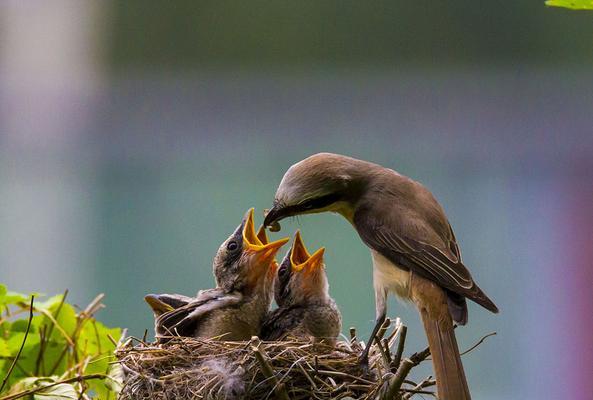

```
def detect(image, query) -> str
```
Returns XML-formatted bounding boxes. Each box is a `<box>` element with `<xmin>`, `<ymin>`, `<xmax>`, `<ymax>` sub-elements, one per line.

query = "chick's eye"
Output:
<box><xmin>279</xmin><ymin>265</ymin><xmax>289</xmax><ymax>276</ymax></box>
<box><xmin>227</xmin><ymin>240</ymin><xmax>238</xmax><ymax>251</ymax></box>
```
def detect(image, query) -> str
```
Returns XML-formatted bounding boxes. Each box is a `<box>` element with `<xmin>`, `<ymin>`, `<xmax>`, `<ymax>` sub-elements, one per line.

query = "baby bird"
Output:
<box><xmin>145</xmin><ymin>226</ymin><xmax>273</xmax><ymax>321</ymax></box>
<box><xmin>260</xmin><ymin>231</ymin><xmax>342</xmax><ymax>346</ymax></box>
<box><xmin>155</xmin><ymin>209</ymin><xmax>289</xmax><ymax>341</ymax></box>
<box><xmin>145</xmin><ymin>293</ymin><xmax>192</xmax><ymax>317</ymax></box>
<box><xmin>145</xmin><ymin>293</ymin><xmax>192</xmax><ymax>338</ymax></box>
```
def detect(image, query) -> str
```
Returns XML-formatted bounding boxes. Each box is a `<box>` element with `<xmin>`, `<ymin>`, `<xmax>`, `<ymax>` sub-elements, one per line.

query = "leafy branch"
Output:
<box><xmin>545</xmin><ymin>0</ymin><xmax>593</xmax><ymax>10</ymax></box>
<box><xmin>0</xmin><ymin>284</ymin><xmax>122</xmax><ymax>399</ymax></box>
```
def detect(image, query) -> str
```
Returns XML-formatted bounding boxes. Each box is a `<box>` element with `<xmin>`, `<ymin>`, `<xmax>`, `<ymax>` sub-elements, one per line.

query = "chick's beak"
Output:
<box><xmin>289</xmin><ymin>230</ymin><xmax>325</xmax><ymax>274</ymax></box>
<box><xmin>144</xmin><ymin>294</ymin><xmax>174</xmax><ymax>314</ymax></box>
<box><xmin>257</xmin><ymin>225</ymin><xmax>269</xmax><ymax>245</ymax></box>
<box><xmin>243</xmin><ymin>208</ymin><xmax>289</xmax><ymax>261</ymax></box>
<box><xmin>260</xmin><ymin>237</ymin><xmax>290</xmax><ymax>261</ymax></box>
<box><xmin>304</xmin><ymin>247</ymin><xmax>325</xmax><ymax>273</ymax></box>
<box><xmin>290</xmin><ymin>230</ymin><xmax>310</xmax><ymax>271</ymax></box>
<box><xmin>258</xmin><ymin>226</ymin><xmax>283</xmax><ymax>277</ymax></box>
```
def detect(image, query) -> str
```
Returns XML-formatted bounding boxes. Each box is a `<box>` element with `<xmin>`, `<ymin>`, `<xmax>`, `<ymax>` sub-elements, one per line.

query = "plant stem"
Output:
<box><xmin>0</xmin><ymin>296</ymin><xmax>34</xmax><ymax>393</ymax></box>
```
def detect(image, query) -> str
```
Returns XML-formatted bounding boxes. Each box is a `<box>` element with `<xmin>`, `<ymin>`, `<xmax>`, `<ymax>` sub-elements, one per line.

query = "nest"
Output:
<box><xmin>116</xmin><ymin>318</ymin><xmax>436</xmax><ymax>400</ymax></box>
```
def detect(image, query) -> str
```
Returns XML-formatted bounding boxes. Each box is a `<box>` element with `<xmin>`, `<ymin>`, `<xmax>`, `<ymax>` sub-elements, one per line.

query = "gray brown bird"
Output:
<box><xmin>146</xmin><ymin>224</ymin><xmax>273</xmax><ymax>316</ymax></box>
<box><xmin>156</xmin><ymin>208</ymin><xmax>289</xmax><ymax>341</ymax></box>
<box><xmin>144</xmin><ymin>293</ymin><xmax>193</xmax><ymax>340</ymax></box>
<box><xmin>145</xmin><ymin>293</ymin><xmax>192</xmax><ymax>317</ymax></box>
<box><xmin>261</xmin><ymin>231</ymin><xmax>342</xmax><ymax>346</ymax></box>
<box><xmin>263</xmin><ymin>153</ymin><xmax>498</xmax><ymax>400</ymax></box>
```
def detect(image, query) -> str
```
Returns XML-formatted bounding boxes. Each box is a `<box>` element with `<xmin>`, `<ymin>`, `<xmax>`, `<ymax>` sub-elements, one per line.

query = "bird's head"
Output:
<box><xmin>274</xmin><ymin>230</ymin><xmax>328</xmax><ymax>307</ymax></box>
<box><xmin>264</xmin><ymin>153</ymin><xmax>368</xmax><ymax>229</ymax></box>
<box><xmin>144</xmin><ymin>294</ymin><xmax>175</xmax><ymax>317</ymax></box>
<box><xmin>214</xmin><ymin>208</ymin><xmax>289</xmax><ymax>294</ymax></box>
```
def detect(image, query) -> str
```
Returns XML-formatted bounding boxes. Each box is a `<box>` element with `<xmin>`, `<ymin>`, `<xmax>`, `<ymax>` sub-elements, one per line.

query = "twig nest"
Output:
<box><xmin>116</xmin><ymin>320</ymin><xmax>434</xmax><ymax>399</ymax></box>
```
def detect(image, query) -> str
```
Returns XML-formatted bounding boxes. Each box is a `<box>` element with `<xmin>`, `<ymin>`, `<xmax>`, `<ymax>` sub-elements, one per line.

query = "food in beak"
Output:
<box><xmin>264</xmin><ymin>208</ymin><xmax>282</xmax><ymax>232</ymax></box>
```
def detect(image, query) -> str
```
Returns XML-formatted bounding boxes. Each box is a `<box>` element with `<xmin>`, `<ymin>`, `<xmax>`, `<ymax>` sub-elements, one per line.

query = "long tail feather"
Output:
<box><xmin>420</xmin><ymin>308</ymin><xmax>471</xmax><ymax>400</ymax></box>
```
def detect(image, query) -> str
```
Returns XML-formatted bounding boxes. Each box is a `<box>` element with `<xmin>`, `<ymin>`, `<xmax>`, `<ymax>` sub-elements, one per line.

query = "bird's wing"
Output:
<box><xmin>260</xmin><ymin>306</ymin><xmax>306</xmax><ymax>341</ymax></box>
<box><xmin>156</xmin><ymin>289</ymin><xmax>244</xmax><ymax>338</ymax></box>
<box><xmin>354</xmin><ymin>212</ymin><xmax>498</xmax><ymax>313</ymax></box>
<box><xmin>156</xmin><ymin>293</ymin><xmax>193</xmax><ymax>309</ymax></box>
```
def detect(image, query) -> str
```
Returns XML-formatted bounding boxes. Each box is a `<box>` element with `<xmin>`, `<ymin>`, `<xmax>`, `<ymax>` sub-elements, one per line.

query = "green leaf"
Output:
<box><xmin>0</xmin><ymin>338</ymin><xmax>10</xmax><ymax>357</ymax></box>
<box><xmin>78</xmin><ymin>320</ymin><xmax>120</xmax><ymax>358</ymax></box>
<box><xmin>8</xmin><ymin>376</ymin><xmax>47</xmax><ymax>392</ymax></box>
<box><xmin>9</xmin><ymin>377</ymin><xmax>78</xmax><ymax>400</ymax></box>
<box><xmin>34</xmin><ymin>383</ymin><xmax>78</xmax><ymax>399</ymax></box>
<box><xmin>9</xmin><ymin>314</ymin><xmax>45</xmax><ymax>339</ymax></box>
<box><xmin>6</xmin><ymin>331</ymin><xmax>41</xmax><ymax>354</ymax></box>
<box><xmin>35</xmin><ymin>295</ymin><xmax>66</xmax><ymax>314</ymax></box>
<box><xmin>11</xmin><ymin>318</ymin><xmax>39</xmax><ymax>334</ymax></box>
<box><xmin>0</xmin><ymin>287</ymin><xmax>122</xmax><ymax>399</ymax></box>
<box><xmin>78</xmin><ymin>321</ymin><xmax>121</xmax><ymax>398</ymax></box>
<box><xmin>47</xmin><ymin>303</ymin><xmax>77</xmax><ymax>341</ymax></box>
<box><xmin>0</xmin><ymin>291</ymin><xmax>31</xmax><ymax>307</ymax></box>
<box><xmin>105</xmin><ymin>362</ymin><xmax>124</xmax><ymax>395</ymax></box>
<box><xmin>38</xmin><ymin>340</ymin><xmax>69</xmax><ymax>377</ymax></box>
<box><xmin>7</xmin><ymin>377</ymin><xmax>50</xmax><ymax>394</ymax></box>
<box><xmin>3</xmin><ymin>332</ymin><xmax>42</xmax><ymax>383</ymax></box>
<box><xmin>545</xmin><ymin>0</ymin><xmax>593</xmax><ymax>9</ymax></box>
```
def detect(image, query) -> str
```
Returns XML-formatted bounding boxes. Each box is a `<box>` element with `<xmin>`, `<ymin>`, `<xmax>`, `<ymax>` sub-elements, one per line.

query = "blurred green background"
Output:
<box><xmin>1</xmin><ymin>2</ymin><xmax>592</xmax><ymax>399</ymax></box>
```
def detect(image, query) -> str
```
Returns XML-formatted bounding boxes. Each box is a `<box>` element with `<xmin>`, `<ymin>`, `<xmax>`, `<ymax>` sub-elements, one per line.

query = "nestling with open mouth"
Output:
<box><xmin>154</xmin><ymin>208</ymin><xmax>289</xmax><ymax>341</ymax></box>
<box><xmin>261</xmin><ymin>230</ymin><xmax>342</xmax><ymax>346</ymax></box>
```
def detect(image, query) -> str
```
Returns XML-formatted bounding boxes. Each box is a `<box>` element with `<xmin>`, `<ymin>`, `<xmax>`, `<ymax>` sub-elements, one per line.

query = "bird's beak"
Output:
<box><xmin>290</xmin><ymin>230</ymin><xmax>325</xmax><ymax>273</ymax></box>
<box><xmin>290</xmin><ymin>230</ymin><xmax>310</xmax><ymax>271</ymax></box>
<box><xmin>263</xmin><ymin>203</ymin><xmax>289</xmax><ymax>230</ymax></box>
<box><xmin>144</xmin><ymin>294</ymin><xmax>174</xmax><ymax>314</ymax></box>
<box><xmin>304</xmin><ymin>247</ymin><xmax>325</xmax><ymax>273</ymax></box>
<box><xmin>243</xmin><ymin>208</ymin><xmax>289</xmax><ymax>261</ymax></box>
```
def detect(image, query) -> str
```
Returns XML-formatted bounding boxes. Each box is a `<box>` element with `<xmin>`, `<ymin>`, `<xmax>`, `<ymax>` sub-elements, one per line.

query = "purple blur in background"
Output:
<box><xmin>1</xmin><ymin>2</ymin><xmax>592</xmax><ymax>399</ymax></box>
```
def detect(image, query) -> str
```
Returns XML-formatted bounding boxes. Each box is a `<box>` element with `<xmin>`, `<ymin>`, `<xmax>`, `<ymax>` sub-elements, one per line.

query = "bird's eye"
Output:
<box><xmin>227</xmin><ymin>240</ymin><xmax>239</xmax><ymax>251</ymax></box>
<box><xmin>301</xmin><ymin>201</ymin><xmax>314</xmax><ymax>210</ymax></box>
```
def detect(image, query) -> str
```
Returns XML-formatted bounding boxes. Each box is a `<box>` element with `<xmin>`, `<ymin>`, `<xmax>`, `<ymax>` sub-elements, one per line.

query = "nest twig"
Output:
<box><xmin>116</xmin><ymin>318</ymin><xmax>421</xmax><ymax>399</ymax></box>
<box><xmin>116</xmin><ymin>318</ymin><xmax>493</xmax><ymax>400</ymax></box>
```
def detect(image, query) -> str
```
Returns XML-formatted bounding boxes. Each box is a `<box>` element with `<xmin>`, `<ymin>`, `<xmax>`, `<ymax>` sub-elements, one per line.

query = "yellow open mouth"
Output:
<box><xmin>257</xmin><ymin>225</ymin><xmax>269</xmax><ymax>245</ymax></box>
<box><xmin>243</xmin><ymin>208</ymin><xmax>289</xmax><ymax>260</ymax></box>
<box><xmin>290</xmin><ymin>230</ymin><xmax>325</xmax><ymax>273</ymax></box>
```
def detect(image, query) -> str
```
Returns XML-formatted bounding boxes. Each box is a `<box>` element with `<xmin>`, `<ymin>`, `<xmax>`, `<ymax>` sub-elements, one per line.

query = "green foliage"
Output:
<box><xmin>546</xmin><ymin>0</ymin><xmax>593</xmax><ymax>9</ymax></box>
<box><xmin>0</xmin><ymin>284</ymin><xmax>123</xmax><ymax>399</ymax></box>
<box><xmin>9</xmin><ymin>377</ymin><xmax>79</xmax><ymax>400</ymax></box>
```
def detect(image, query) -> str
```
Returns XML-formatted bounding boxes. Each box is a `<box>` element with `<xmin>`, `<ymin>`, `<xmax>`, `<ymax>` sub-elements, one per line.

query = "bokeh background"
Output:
<box><xmin>1</xmin><ymin>2</ymin><xmax>592</xmax><ymax>399</ymax></box>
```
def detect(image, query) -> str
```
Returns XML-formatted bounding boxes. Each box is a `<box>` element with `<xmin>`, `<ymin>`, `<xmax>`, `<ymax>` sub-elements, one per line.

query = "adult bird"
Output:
<box><xmin>156</xmin><ymin>208</ymin><xmax>289</xmax><ymax>341</ymax></box>
<box><xmin>263</xmin><ymin>153</ymin><xmax>498</xmax><ymax>400</ymax></box>
<box><xmin>260</xmin><ymin>231</ymin><xmax>341</xmax><ymax>346</ymax></box>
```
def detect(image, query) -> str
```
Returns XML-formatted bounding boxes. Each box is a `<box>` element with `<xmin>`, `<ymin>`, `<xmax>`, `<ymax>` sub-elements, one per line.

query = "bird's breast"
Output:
<box><xmin>193</xmin><ymin>299</ymin><xmax>268</xmax><ymax>341</ymax></box>
<box><xmin>371</xmin><ymin>250</ymin><xmax>411</xmax><ymax>300</ymax></box>
<box><xmin>195</xmin><ymin>309</ymin><xmax>256</xmax><ymax>340</ymax></box>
